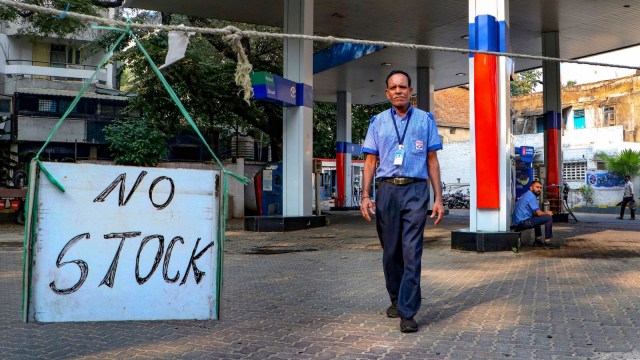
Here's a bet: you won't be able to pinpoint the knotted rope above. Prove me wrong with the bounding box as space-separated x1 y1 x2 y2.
222 26 254 103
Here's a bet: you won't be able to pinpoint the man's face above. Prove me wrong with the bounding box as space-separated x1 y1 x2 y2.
625 176 631 182
530 182 543 196
385 74 412 110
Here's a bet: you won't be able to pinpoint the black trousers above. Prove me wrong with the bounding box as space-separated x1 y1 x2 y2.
375 181 429 319
620 196 636 218
515 214 553 239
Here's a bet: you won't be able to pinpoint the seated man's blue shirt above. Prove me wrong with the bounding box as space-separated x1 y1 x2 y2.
362 106 442 180
512 190 540 225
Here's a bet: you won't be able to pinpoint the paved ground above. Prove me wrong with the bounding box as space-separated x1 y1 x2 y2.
1 210 640 359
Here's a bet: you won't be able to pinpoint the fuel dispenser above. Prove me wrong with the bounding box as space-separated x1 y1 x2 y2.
254 162 283 216
514 146 534 200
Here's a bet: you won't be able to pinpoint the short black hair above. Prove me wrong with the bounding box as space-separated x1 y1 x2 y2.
530 180 542 187
385 70 411 88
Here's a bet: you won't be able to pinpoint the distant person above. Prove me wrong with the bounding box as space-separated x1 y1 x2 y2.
618 175 635 220
360 69 444 333
512 181 554 248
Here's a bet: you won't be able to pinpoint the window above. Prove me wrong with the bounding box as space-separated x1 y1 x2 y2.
50 45 66 68
563 162 587 181
603 106 615 126
38 99 57 112
67 48 81 65
596 161 607 170
0 99 10 113
573 109 586 129
59 99 77 114
99 101 126 116
536 116 545 133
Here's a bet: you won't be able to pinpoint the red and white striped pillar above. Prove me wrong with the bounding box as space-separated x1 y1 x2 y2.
468 0 513 232
542 31 563 213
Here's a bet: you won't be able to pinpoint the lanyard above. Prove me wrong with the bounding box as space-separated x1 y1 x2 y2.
392 107 412 147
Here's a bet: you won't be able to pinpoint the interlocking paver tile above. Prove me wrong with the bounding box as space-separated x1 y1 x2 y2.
2 212 640 359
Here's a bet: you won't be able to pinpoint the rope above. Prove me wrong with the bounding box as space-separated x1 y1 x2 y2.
2 0 640 71
222 26 254 103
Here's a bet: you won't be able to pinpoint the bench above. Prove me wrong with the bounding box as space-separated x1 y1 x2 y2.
509 226 536 246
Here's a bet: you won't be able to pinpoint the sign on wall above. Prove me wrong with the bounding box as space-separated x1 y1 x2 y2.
586 170 624 188
26 162 221 322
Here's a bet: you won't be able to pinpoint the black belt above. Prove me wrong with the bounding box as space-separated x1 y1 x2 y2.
380 177 423 186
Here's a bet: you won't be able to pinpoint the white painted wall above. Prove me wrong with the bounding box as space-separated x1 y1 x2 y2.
438 141 473 186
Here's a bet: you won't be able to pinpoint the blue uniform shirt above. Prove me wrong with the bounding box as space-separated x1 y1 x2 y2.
362 106 442 180
512 190 540 225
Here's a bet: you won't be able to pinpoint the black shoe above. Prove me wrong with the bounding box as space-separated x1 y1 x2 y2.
617 217 624 220
386 303 399 318
532 239 545 247
630 218 636 220
400 317 418 333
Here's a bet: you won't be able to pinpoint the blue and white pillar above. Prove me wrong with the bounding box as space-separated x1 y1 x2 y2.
283 0 313 216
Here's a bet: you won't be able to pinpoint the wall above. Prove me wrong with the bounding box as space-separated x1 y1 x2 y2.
438 126 471 143
438 141 472 186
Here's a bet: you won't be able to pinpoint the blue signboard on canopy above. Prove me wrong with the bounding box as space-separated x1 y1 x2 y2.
251 71 312 108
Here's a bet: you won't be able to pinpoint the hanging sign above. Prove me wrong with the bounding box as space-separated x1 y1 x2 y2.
25 162 221 322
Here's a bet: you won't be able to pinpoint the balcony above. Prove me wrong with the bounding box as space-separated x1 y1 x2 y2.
3 59 108 84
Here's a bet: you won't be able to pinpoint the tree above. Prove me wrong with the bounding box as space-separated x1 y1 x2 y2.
597 149 640 178
565 80 577 87
0 1 101 38
510 69 541 97
312 102 387 158
104 117 168 166
97 13 287 159
2 4 286 159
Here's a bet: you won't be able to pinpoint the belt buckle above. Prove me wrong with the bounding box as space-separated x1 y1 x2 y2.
393 178 404 185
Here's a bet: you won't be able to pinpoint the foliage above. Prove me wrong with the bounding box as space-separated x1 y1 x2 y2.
103 117 168 166
510 69 541 97
312 102 387 158
94 13 286 159
565 80 577 87
597 149 640 178
577 184 594 206
0 1 101 38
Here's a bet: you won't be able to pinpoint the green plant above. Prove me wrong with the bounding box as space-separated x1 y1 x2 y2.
578 184 594 206
597 149 640 178
104 117 168 166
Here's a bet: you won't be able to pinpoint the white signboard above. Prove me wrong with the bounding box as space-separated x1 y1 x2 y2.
27 162 220 322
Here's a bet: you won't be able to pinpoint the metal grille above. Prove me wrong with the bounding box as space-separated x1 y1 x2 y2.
563 162 587 181
38 99 56 112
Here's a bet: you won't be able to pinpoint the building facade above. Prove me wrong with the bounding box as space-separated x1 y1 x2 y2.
512 73 640 141
436 74 640 207
0 13 125 174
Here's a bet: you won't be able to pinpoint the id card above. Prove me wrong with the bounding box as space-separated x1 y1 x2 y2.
393 149 404 165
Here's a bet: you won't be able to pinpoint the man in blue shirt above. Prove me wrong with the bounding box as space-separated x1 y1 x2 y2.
360 70 444 333
512 181 554 248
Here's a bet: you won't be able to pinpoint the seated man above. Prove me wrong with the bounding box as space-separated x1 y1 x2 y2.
512 181 554 248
